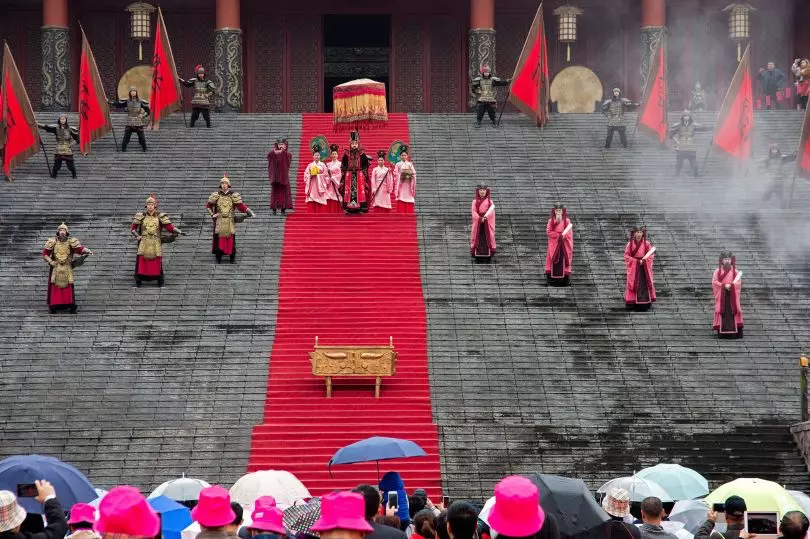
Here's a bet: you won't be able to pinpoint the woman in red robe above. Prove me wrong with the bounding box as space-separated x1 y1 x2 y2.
131 194 182 287
712 251 744 338
268 137 293 214
471 185 496 258
545 203 573 286
624 226 656 311
42 223 93 314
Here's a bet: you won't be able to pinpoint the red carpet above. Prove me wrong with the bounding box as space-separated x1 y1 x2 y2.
248 113 442 498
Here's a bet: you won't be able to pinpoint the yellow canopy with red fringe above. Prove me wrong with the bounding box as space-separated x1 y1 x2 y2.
332 78 388 131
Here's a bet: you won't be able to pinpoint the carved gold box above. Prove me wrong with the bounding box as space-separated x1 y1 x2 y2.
309 336 397 398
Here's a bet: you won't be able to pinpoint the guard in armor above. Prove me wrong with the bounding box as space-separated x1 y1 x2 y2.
602 88 639 149
691 82 707 112
109 87 150 152
340 131 371 213
669 110 710 177
206 174 255 263
760 143 797 208
131 194 183 287
38 115 79 178
471 64 510 128
179 64 216 128
42 222 94 314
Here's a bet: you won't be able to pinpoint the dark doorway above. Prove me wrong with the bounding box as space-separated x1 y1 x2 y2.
323 14 391 112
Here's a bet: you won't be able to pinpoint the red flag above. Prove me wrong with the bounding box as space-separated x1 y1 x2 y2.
150 7 181 129
797 96 810 179
637 37 667 144
1 42 39 177
78 26 112 155
508 2 550 127
713 44 753 160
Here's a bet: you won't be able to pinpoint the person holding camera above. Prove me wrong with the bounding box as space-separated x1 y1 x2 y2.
695 496 750 539
0 480 67 539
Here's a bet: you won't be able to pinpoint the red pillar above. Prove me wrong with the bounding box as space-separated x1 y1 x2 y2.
641 0 666 28
469 0 496 109
640 0 666 96
214 0 243 112
470 0 494 30
43 0 68 27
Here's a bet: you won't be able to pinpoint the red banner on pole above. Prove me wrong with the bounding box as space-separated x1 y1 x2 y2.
150 7 182 129
508 2 550 127
78 26 113 155
713 44 753 160
1 42 39 177
637 38 667 144
797 99 810 180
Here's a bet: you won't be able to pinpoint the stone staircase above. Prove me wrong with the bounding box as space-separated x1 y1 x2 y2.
408 110 810 499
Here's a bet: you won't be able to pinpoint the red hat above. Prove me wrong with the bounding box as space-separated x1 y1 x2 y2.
96 486 160 537
192 486 236 528
250 505 286 535
310 492 373 534
487 476 545 537
480 64 491 74
67 503 97 526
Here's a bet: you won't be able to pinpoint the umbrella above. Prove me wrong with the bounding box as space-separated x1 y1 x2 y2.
635 464 710 500
332 78 388 131
148 476 210 503
788 491 810 517
669 499 710 534
526 473 610 536
229 470 310 509
0 455 96 513
283 498 321 535
149 495 193 539
597 476 673 502
328 436 427 479
89 489 108 508
705 478 802 514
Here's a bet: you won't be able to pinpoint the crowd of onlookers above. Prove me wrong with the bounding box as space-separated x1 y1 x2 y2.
755 58 810 110
2 476 810 539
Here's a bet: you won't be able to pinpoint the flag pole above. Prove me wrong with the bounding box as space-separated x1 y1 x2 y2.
496 88 510 127
788 174 796 208
38 134 51 177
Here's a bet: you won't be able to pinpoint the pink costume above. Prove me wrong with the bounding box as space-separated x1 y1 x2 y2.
544 205 573 284
325 145 343 214
712 251 744 338
370 160 393 213
624 228 656 309
394 158 416 214
471 186 496 256
304 159 328 214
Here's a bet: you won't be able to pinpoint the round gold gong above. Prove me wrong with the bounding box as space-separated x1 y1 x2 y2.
116 65 153 101
550 66 603 113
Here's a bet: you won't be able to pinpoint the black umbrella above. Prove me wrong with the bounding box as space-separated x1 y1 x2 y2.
525 473 609 537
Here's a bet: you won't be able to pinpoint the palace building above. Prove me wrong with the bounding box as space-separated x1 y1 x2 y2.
2 0 808 114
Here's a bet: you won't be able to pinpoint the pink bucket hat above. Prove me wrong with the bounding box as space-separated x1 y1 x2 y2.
251 505 286 535
96 486 160 536
254 496 277 510
487 476 546 537
602 488 631 518
310 492 373 533
192 486 236 528
0 491 27 533
68 503 97 526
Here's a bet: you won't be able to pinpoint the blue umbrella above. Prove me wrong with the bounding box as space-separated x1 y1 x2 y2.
148 495 193 539
328 437 427 479
0 455 96 513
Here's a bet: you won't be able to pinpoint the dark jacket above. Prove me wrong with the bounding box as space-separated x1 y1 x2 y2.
0 498 67 539
757 68 787 95
368 521 408 539
695 520 745 539
602 519 642 539
379 472 409 528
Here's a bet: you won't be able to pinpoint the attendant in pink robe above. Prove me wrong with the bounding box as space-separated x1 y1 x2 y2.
545 203 574 286
712 251 744 338
624 226 656 310
325 144 343 214
370 151 393 213
304 145 328 214
394 145 416 214
471 185 496 258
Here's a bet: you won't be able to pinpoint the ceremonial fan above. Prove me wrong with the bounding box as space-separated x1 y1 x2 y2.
310 135 330 161
387 140 411 164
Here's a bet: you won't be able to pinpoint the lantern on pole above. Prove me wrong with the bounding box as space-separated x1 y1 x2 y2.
722 3 756 62
553 5 584 63
125 2 156 62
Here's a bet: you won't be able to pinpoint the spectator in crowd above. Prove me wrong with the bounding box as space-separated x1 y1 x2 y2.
758 62 788 108
412 510 438 539
792 58 810 110
446 502 479 539
436 512 450 539
247 497 286 539
601 488 641 539
487 476 555 539
380 473 410 532
375 516 403 530
228 503 244 536
354 485 407 539
66 503 99 539
695 496 747 539
639 497 677 539
0 480 67 539
311 491 373 539
192 486 239 539
96 486 160 539
779 511 810 539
